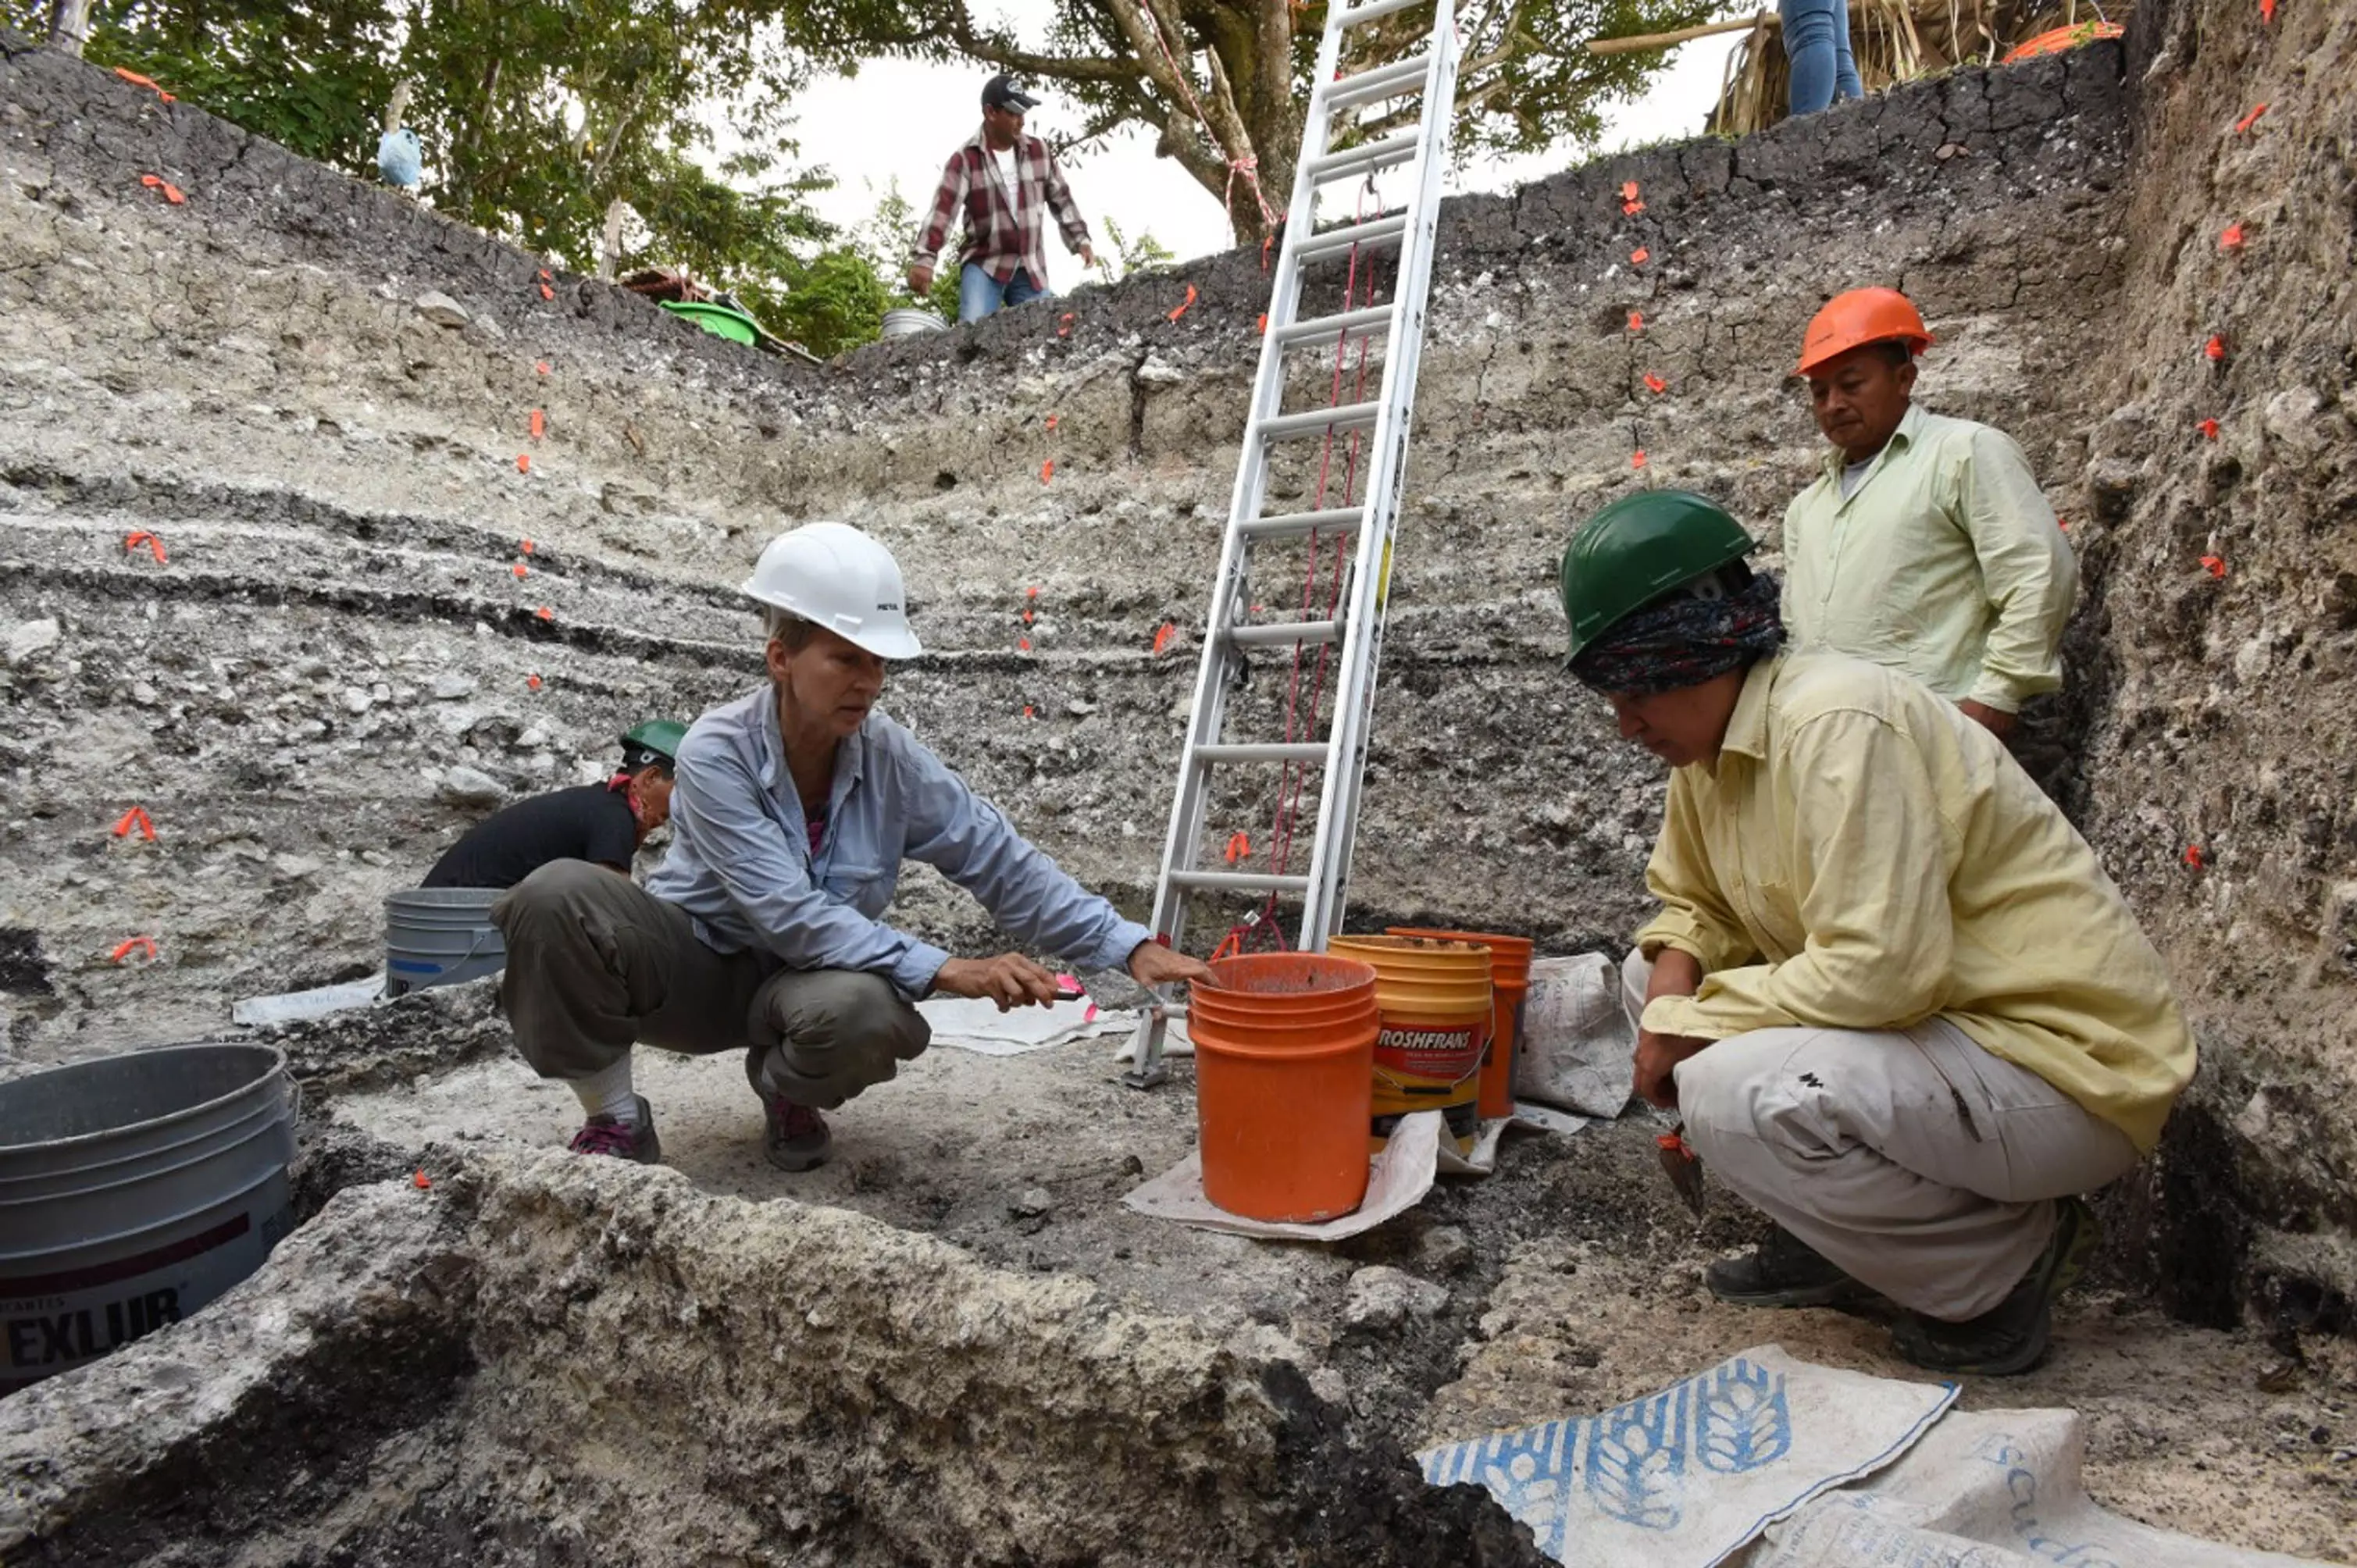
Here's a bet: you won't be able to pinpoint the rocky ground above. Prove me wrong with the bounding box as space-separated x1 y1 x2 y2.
2 0 2354 1556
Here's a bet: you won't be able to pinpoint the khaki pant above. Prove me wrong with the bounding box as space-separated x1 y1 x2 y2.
491 861 930 1109
1623 951 2138 1320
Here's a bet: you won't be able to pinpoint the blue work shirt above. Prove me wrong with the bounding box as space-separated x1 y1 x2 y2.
644 686 1152 1000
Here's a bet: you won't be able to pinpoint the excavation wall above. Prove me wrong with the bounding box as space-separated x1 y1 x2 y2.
1 0 2351 1332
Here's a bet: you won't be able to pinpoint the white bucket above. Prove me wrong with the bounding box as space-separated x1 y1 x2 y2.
383 886 506 997
0 1044 298 1395
881 307 948 338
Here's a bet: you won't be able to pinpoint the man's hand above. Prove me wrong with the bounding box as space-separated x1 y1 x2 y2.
1079 244 1097 270
1634 1029 1711 1110
934 952 1061 1012
1128 939 1212 989
905 263 934 297
1959 700 2016 739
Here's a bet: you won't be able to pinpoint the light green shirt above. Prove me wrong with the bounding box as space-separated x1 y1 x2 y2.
1781 404 2077 713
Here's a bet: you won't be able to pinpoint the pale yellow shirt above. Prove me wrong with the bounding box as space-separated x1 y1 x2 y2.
1635 653 2194 1151
1782 404 2077 713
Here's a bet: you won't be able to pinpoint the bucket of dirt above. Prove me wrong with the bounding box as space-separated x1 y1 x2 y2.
383 886 506 996
1326 935 1492 1158
1189 953 1379 1223
0 1043 298 1395
881 307 948 338
1387 927 1534 1122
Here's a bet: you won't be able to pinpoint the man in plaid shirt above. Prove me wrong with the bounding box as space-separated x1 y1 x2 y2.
907 74 1097 324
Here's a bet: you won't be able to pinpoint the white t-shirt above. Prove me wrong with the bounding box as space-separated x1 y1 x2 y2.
1838 456 1875 500
986 144 1020 209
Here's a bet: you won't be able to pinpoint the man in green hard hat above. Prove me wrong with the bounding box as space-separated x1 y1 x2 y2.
1560 489 2194 1375
422 720 684 889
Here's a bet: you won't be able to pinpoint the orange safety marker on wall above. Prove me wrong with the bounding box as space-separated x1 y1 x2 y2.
113 67 176 102
536 361 551 374
110 935 158 964
1023 705 1036 718
2184 843 2206 869
138 173 186 205
1630 247 1650 265
539 284 554 301
516 454 531 473
112 806 157 841
2219 223 2246 251
2259 0 2274 22
2204 333 2227 362
1018 636 1032 652
520 538 535 554
537 606 554 620
527 674 543 690
1631 450 1649 469
2199 418 2220 440
1628 310 1645 333
1152 622 1177 655
530 409 546 440
123 530 168 563
1168 283 1197 323
1057 312 1075 337
1257 313 1269 335
1224 830 1251 864
1040 459 1054 483
512 563 528 579
2234 103 2269 134
1044 414 1059 431
2199 554 2228 579
1644 373 1669 394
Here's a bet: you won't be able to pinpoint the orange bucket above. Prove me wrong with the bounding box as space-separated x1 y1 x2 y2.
1326 935 1492 1157
1189 953 1379 1223
1389 927 1535 1121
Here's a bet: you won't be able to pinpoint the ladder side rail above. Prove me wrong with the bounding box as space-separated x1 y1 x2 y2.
1296 4 1460 948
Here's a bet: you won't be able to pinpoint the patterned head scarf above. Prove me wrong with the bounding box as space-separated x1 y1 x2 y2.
1568 570 1786 696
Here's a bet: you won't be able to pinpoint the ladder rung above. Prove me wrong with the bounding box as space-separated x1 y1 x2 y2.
1227 620 1343 647
1171 870 1314 894
1302 127 1422 184
1294 212 1407 262
1195 743 1331 765
1321 55 1432 113
1256 401 1380 441
1334 0 1435 29
1272 303 1395 351
1239 505 1365 541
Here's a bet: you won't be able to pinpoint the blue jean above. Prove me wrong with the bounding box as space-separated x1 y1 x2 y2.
957 262 1048 323
1783 0 1863 115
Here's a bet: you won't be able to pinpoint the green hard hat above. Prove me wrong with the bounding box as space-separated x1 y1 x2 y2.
620 718 688 768
1559 490 1759 661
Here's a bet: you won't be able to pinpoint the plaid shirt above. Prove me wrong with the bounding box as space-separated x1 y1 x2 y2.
909 130 1091 286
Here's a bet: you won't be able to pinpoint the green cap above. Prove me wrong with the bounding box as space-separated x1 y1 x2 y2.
620 718 688 769
1558 490 1758 661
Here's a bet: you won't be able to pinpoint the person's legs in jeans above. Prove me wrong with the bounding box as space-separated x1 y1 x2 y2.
1002 268 1049 308
958 262 1007 323
1832 0 1864 100
1781 0 1844 115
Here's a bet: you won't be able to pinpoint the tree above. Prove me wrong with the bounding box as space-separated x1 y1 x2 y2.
819 0 1722 247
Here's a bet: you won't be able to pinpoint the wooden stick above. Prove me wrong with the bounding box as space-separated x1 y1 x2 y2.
1586 12 1777 55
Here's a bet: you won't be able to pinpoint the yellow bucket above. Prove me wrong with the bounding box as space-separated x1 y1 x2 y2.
1326 935 1492 1157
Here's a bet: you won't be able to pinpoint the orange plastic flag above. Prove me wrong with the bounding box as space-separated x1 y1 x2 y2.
1631 247 1650 265
413 1170 432 1190
2234 102 2269 134
527 674 543 690
124 530 168 563
114 67 176 102
1225 831 1251 864
2204 333 2227 362
1023 705 1035 718
1057 312 1075 337
2220 223 2245 251
1045 414 1059 431
2260 0 2274 21
1022 609 1034 625
138 173 186 204
1643 372 1668 394
110 935 158 964
2199 418 2220 439
520 538 535 554
539 284 554 301
1018 636 1032 652
1631 449 1649 469
537 606 554 620
1622 199 1646 216
1257 313 1269 335
1152 622 1177 655
535 361 551 374
530 409 545 440
1041 459 1054 483
2200 554 2227 579
1168 283 1197 323
512 563 528 579
112 805 157 841
518 454 533 474
1621 180 1640 201
2184 844 2205 868
1628 311 1645 333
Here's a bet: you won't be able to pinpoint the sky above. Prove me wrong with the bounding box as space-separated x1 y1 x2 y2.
768 11 1746 283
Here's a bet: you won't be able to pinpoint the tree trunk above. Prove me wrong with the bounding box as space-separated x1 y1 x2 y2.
46 0 95 55
597 197 629 282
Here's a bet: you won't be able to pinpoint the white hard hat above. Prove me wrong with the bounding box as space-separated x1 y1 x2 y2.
741 522 922 661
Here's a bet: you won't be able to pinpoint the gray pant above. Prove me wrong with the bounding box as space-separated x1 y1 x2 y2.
491 861 930 1109
1624 951 2140 1320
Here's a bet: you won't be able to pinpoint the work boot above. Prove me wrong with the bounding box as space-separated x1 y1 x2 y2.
1706 1225 1882 1309
745 1048 832 1171
567 1096 661 1164
1891 1195 2097 1377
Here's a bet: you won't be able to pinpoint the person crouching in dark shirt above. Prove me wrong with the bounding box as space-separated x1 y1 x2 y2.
422 719 686 889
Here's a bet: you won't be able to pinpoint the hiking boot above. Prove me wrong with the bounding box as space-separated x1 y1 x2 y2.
567 1096 661 1164
1891 1196 2098 1377
1706 1225 1882 1309
745 1046 832 1171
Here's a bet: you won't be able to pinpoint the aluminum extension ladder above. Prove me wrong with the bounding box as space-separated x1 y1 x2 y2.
1125 0 1460 1088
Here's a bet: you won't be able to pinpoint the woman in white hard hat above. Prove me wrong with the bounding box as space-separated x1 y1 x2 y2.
493 522 1211 1170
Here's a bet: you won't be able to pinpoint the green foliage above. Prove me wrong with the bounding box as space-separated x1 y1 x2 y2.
761 245 888 358
1100 214 1174 281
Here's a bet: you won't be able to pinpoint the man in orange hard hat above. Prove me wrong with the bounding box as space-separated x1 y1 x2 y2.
1782 287 2076 741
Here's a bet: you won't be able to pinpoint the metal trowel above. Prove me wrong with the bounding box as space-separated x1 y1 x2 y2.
1656 1121 1706 1217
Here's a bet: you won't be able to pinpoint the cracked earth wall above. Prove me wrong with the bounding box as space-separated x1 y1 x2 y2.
0 0 2349 1336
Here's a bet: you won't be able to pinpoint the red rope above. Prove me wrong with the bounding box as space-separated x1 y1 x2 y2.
1140 9 1282 237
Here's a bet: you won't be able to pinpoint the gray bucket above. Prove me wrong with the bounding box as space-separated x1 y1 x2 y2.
1 1043 298 1395
383 886 506 997
880 306 948 339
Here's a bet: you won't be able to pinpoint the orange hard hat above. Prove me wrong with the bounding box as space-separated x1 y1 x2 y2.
1796 287 1934 376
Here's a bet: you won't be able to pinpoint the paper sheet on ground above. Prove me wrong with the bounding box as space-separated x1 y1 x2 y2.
1421 1345 1958 1568
233 975 384 1027
1112 1006 1195 1061
921 982 1132 1057
1756 1407 2336 1568
1122 1110 1441 1240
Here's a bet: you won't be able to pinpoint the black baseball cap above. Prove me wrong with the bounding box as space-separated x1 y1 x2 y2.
982 73 1039 113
